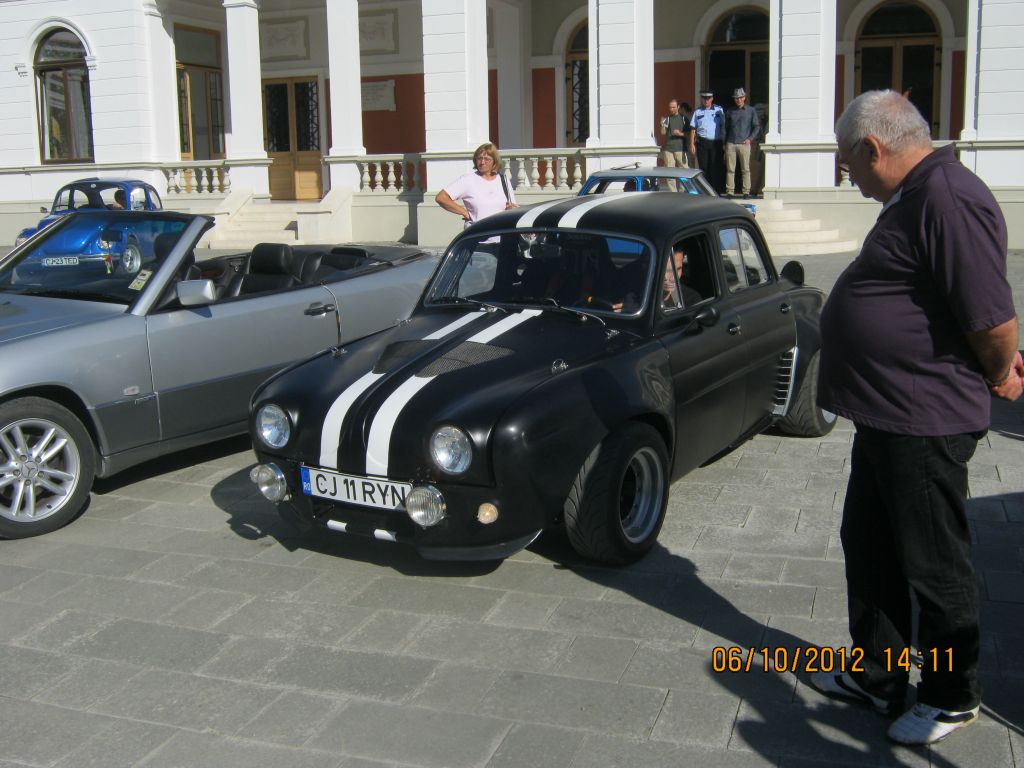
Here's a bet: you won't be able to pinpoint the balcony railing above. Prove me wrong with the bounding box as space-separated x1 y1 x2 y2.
162 161 230 195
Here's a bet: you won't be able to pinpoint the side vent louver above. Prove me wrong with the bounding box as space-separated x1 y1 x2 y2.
772 346 799 416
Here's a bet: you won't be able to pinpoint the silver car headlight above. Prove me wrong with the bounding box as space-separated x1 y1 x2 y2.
430 425 472 474
14 234 27 246
256 404 291 449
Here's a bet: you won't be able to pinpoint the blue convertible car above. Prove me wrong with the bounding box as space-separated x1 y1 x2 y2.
15 179 164 274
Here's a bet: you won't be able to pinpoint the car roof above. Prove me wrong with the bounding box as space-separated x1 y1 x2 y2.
586 166 706 180
60 178 155 188
463 192 750 242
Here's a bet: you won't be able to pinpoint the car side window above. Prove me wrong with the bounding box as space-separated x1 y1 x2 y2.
129 188 147 211
718 227 746 292
736 228 769 286
53 189 72 212
664 234 716 312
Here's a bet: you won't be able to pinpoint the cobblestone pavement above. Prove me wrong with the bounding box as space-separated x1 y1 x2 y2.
1 252 1021 768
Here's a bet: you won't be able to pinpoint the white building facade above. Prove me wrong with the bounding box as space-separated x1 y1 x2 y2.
0 0 1021 247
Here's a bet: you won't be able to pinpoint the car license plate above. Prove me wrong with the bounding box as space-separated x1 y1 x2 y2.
42 256 79 267
300 466 411 510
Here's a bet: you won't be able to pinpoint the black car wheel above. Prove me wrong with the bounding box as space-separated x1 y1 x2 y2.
564 422 669 564
0 397 95 539
777 350 837 437
117 240 142 275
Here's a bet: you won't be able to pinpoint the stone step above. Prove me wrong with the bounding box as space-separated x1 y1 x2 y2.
765 229 842 244
205 237 306 250
753 207 804 221
216 227 299 242
769 239 859 257
757 218 824 233
231 210 300 223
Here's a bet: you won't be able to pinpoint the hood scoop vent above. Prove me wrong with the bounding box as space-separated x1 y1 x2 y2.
417 341 512 377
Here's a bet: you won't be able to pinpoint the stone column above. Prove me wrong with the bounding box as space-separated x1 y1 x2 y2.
585 0 655 168
959 0 1024 187
493 0 531 150
418 0 490 245
325 0 365 191
222 0 269 195
142 2 178 163
763 0 837 189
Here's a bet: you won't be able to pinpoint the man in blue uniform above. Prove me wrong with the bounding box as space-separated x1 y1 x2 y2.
811 89 1023 746
689 90 725 193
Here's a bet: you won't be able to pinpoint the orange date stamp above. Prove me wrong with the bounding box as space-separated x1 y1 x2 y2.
712 646 866 674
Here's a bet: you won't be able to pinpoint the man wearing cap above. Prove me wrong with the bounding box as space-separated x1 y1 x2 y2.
724 87 760 198
690 90 725 193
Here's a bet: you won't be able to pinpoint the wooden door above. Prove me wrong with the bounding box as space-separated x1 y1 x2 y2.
263 77 323 200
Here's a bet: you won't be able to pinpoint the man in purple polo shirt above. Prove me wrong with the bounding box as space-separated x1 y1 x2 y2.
810 90 1023 745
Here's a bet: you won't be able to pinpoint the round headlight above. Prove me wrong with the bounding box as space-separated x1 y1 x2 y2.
430 425 472 474
406 485 447 528
256 404 291 449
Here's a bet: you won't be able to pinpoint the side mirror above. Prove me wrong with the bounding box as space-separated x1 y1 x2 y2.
40 206 48 213
681 304 720 335
177 279 218 307
780 261 805 286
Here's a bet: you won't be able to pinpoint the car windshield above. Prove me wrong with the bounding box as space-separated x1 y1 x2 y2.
52 182 150 213
425 230 652 316
0 212 192 304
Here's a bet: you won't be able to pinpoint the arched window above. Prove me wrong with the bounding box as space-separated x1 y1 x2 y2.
565 22 588 146
35 29 94 163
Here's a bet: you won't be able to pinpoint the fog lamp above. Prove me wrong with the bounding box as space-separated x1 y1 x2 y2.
477 503 499 525
406 485 446 528
250 463 289 502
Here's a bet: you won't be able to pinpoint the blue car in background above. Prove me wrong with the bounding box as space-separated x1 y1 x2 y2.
579 166 756 216
15 179 164 274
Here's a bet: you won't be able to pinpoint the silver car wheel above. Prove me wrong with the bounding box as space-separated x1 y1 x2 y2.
120 242 142 274
619 446 665 544
0 417 81 523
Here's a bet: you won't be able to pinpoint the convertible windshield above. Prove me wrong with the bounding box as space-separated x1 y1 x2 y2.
0 212 191 304
426 230 652 316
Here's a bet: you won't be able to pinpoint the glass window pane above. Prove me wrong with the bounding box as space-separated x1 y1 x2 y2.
862 3 936 36
264 84 290 152
719 228 746 291
40 70 67 160
65 68 92 160
711 12 769 43
294 81 320 152
36 30 86 64
177 69 191 154
860 46 894 92
737 229 768 286
209 72 225 154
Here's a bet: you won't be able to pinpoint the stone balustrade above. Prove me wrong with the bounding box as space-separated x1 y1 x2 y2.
161 162 231 195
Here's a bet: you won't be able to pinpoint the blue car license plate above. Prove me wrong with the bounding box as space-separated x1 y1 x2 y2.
42 256 79 267
300 466 411 510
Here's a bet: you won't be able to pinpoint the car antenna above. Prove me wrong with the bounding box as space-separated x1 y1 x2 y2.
609 162 642 170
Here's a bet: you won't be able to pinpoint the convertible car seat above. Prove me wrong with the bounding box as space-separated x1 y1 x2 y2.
223 243 321 297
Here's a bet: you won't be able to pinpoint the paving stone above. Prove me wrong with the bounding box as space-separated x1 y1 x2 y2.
467 558 608 599
547 597 700 643
101 477 214 506
408 662 503 713
723 554 787 583
150 528 282 559
91 668 280 731
178 558 321 597
404 617 572 673
45 575 194 620
349 576 503 620
212 597 372 644
124 499 230 530
742 506 802 531
684 466 766 486
160 589 254 629
650 689 739 747
69 618 229 671
551 634 638 682
14 608 114 651
80 495 144 521
780 559 847 589
341 610 428 652
985 570 1024 604
267 643 437 700
236 689 347 746
696 526 830 559
0 563 46 594
692 609 769 651
812 587 850 621
484 723 584 768
573 733 777 768
478 670 666 737
140 730 341 768
50 719 178 768
698 580 816 619
0 645 75 698
0 697 116 766
1 569 80 603
0 598 65 642
716 485 838 510
43 516 180 549
0 537 67 566
128 552 211 584
199 635 293 681
35 658 143 709
19 542 163 578
483 591 562 628
666 500 751 527
310 699 509 767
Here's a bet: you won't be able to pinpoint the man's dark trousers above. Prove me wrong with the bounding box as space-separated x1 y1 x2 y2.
696 138 724 193
841 425 982 711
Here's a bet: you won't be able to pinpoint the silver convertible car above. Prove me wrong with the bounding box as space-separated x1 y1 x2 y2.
0 210 438 538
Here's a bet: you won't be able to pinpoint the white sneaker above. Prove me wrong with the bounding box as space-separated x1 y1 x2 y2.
887 703 979 745
809 671 893 714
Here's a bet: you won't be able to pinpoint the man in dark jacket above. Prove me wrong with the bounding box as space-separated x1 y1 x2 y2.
723 87 760 198
811 89 1023 746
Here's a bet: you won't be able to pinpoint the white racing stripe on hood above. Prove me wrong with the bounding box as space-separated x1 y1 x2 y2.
364 308 542 477
558 192 653 229
319 312 485 469
515 199 568 228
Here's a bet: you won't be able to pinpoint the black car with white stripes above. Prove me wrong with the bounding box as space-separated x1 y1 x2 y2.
248 192 835 564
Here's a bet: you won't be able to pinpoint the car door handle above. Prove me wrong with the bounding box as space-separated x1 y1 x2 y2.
304 303 336 316
779 302 791 314
728 323 742 335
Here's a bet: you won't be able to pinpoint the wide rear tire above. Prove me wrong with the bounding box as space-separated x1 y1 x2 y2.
564 423 669 565
0 397 95 539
